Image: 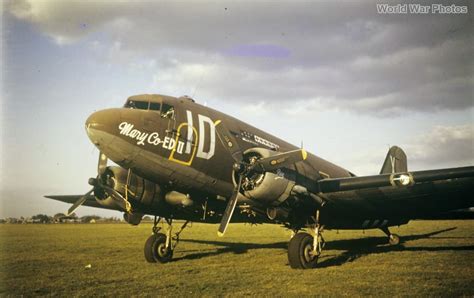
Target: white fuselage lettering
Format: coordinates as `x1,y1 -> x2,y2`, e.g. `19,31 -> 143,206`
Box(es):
196,114 -> 215,160
118,111 -> 217,161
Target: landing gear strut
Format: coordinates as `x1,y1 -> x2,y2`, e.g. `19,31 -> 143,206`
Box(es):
288,210 -> 325,269
381,226 -> 400,245
144,216 -> 190,263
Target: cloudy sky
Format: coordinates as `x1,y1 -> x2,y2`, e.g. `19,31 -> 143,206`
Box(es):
1,0 -> 473,218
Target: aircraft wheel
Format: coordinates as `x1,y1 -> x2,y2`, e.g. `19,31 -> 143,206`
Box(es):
144,233 -> 173,263
288,232 -> 318,269
388,234 -> 400,246
144,234 -> 158,263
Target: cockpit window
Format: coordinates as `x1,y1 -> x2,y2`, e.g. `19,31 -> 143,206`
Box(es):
124,100 -> 135,108
124,100 -> 149,110
149,102 -> 161,111
135,101 -> 149,110
161,104 -> 174,119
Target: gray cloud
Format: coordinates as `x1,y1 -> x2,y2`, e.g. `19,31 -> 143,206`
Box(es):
407,124 -> 474,168
6,0 -> 473,115
326,123 -> 474,175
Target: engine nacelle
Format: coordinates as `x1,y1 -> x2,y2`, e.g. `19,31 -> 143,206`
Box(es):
235,148 -> 295,205
94,166 -> 165,209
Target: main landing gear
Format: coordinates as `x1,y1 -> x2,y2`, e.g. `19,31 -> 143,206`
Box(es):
287,213 -> 402,269
288,210 -> 325,269
144,216 -> 189,263
381,226 -> 400,246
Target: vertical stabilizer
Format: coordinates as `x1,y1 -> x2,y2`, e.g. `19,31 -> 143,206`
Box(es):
380,146 -> 407,174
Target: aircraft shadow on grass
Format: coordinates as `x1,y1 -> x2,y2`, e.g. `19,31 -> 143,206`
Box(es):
173,240 -> 288,261
175,227 -> 474,267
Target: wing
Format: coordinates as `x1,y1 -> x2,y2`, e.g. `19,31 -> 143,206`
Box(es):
44,195 -> 118,211
314,166 -> 474,225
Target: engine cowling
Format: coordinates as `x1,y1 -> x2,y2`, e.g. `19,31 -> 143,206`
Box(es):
94,166 -> 165,209
234,148 -> 296,205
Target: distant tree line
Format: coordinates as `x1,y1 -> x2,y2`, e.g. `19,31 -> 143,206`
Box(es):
0,213 -> 137,224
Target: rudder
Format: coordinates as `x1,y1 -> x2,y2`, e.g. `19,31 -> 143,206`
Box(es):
380,146 -> 407,174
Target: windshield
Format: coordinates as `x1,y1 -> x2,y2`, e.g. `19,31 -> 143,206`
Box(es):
124,97 -> 164,112
124,100 -> 149,110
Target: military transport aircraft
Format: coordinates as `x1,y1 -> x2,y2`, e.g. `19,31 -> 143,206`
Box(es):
46,94 -> 474,269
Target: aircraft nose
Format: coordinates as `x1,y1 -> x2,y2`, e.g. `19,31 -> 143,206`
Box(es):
85,109 -> 121,146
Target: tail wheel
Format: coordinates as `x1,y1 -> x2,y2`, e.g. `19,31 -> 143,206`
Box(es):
144,233 -> 173,263
288,233 -> 319,269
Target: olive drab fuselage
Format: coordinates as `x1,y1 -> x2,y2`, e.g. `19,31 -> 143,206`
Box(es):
86,94 -> 351,202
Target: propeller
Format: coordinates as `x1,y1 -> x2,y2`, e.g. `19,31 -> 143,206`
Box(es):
215,120 -> 244,236
66,153 -> 108,216
67,189 -> 93,216
66,151 -> 131,214
215,120 -> 308,236
214,120 -> 243,162
217,174 -> 243,237
98,152 -> 108,175
248,149 -> 307,173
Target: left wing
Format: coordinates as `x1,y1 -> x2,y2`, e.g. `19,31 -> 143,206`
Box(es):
314,166 -> 474,220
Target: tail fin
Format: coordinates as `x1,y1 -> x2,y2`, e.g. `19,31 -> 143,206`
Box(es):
380,146 -> 407,174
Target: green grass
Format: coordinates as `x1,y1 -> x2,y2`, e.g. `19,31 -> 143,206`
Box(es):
1,220 -> 473,296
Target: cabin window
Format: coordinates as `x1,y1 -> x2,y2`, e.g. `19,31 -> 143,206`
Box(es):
149,102 -> 161,111
161,104 -> 175,119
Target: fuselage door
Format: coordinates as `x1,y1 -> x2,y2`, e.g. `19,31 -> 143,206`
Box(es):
168,120 -> 198,166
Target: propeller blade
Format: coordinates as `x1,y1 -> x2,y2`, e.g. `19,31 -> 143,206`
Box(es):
100,184 -> 132,213
217,174 -> 243,237
98,152 -> 108,175
251,149 -> 308,173
67,189 -> 93,216
214,120 -> 243,162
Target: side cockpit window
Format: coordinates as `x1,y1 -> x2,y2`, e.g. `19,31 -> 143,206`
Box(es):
161,104 -> 175,119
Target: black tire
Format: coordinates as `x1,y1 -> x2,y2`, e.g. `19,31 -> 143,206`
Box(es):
144,233 -> 173,263
144,234 -> 158,263
288,233 -> 319,269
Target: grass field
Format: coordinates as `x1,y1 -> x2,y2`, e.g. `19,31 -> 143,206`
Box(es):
1,220 -> 473,296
